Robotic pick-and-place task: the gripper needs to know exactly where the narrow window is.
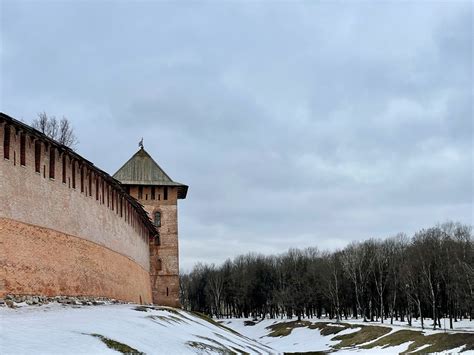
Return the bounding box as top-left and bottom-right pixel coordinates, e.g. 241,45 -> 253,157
154,233 -> 160,246
34,141 -> 41,173
166,287 -> 169,297
62,155 -> 67,183
154,211 -> 161,227
20,133 -> 26,166
157,258 -> 162,271
125,186 -> 130,195
120,197 -> 123,217
151,186 -> 156,200
111,189 -> 114,210
3,125 -> 10,159
107,186 -> 110,207
49,148 -> 55,179
138,186 -> 143,199
89,172 -> 92,196
96,176 -> 99,200
72,161 -> 76,189
80,167 -> 84,192
163,186 -> 168,200
101,180 -> 105,204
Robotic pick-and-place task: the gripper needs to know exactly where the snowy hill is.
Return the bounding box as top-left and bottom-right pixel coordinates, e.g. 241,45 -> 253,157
0,304 -> 273,354
2,303 -> 473,354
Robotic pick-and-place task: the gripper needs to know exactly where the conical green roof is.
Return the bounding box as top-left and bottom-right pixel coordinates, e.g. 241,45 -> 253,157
113,148 -> 188,199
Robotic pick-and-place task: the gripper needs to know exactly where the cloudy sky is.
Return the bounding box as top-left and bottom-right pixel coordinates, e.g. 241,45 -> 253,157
1,1 -> 472,270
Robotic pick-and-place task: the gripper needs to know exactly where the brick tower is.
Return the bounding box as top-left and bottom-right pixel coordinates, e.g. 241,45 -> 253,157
113,145 -> 188,307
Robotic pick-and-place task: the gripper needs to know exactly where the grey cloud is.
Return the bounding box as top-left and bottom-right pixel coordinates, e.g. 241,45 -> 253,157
1,0 -> 472,270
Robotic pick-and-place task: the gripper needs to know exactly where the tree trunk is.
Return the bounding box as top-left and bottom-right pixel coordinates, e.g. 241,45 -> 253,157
380,293 -> 384,324
418,300 -> 424,330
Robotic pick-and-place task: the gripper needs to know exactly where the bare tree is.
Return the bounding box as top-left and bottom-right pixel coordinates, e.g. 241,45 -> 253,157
341,243 -> 363,319
413,228 -> 443,330
387,234 -> 408,325
372,239 -> 390,323
321,251 -> 342,322
32,112 -> 78,148
207,265 -> 225,318
341,242 -> 373,321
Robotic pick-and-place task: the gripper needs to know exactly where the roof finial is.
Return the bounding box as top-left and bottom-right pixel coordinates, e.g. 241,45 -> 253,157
139,137 -> 144,149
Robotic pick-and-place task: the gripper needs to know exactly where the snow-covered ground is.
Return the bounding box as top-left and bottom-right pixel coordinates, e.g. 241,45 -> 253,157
341,317 -> 474,334
0,303 -> 273,354
2,303 -> 473,354
225,319 -> 360,353
223,316 -> 474,354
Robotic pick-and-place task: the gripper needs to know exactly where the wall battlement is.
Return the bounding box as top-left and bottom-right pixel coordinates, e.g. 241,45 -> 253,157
0,114 -> 161,303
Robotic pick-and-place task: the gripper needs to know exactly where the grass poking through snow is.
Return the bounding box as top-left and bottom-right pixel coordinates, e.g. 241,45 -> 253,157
309,322 -> 355,336
186,340 -> 233,354
266,321 -> 355,338
90,333 -> 143,354
258,317 -> 474,353
332,325 -> 392,349
284,352 -> 329,355
266,320 -> 311,337
409,332 -> 474,354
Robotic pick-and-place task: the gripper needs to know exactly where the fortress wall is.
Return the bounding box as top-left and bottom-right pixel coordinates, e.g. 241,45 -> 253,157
0,122 -> 150,270
0,218 -> 152,303
0,120 -> 154,302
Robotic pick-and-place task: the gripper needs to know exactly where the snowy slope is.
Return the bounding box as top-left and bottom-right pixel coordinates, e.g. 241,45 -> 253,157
2,304 -> 473,354
224,317 -> 474,354
0,304 -> 273,354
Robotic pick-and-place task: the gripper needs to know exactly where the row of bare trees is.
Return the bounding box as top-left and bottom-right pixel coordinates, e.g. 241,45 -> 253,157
180,222 -> 473,329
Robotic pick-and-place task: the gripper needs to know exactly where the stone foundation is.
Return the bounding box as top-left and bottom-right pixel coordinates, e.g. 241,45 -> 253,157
0,294 -> 125,307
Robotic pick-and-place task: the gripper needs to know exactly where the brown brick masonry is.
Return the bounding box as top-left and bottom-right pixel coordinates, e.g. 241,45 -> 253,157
0,217 -> 152,304
0,119 -> 152,271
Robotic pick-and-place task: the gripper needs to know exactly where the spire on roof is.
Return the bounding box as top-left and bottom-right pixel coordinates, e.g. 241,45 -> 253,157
139,137 -> 144,149
113,147 -> 188,199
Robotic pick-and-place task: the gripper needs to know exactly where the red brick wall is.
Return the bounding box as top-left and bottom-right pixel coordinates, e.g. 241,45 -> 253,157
0,122 -> 150,270
0,218 -> 152,303
129,186 -> 181,307
0,121 -> 153,303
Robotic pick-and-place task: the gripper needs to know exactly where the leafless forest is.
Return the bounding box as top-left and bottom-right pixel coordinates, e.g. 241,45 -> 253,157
180,222 -> 473,330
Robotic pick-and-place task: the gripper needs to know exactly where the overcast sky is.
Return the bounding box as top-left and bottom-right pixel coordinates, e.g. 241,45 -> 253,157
1,1 -> 472,270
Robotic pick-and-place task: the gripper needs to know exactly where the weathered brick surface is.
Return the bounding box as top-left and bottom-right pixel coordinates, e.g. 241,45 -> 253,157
0,122 -> 150,270
0,121 -> 153,303
0,218 -> 152,303
129,186 -> 181,307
